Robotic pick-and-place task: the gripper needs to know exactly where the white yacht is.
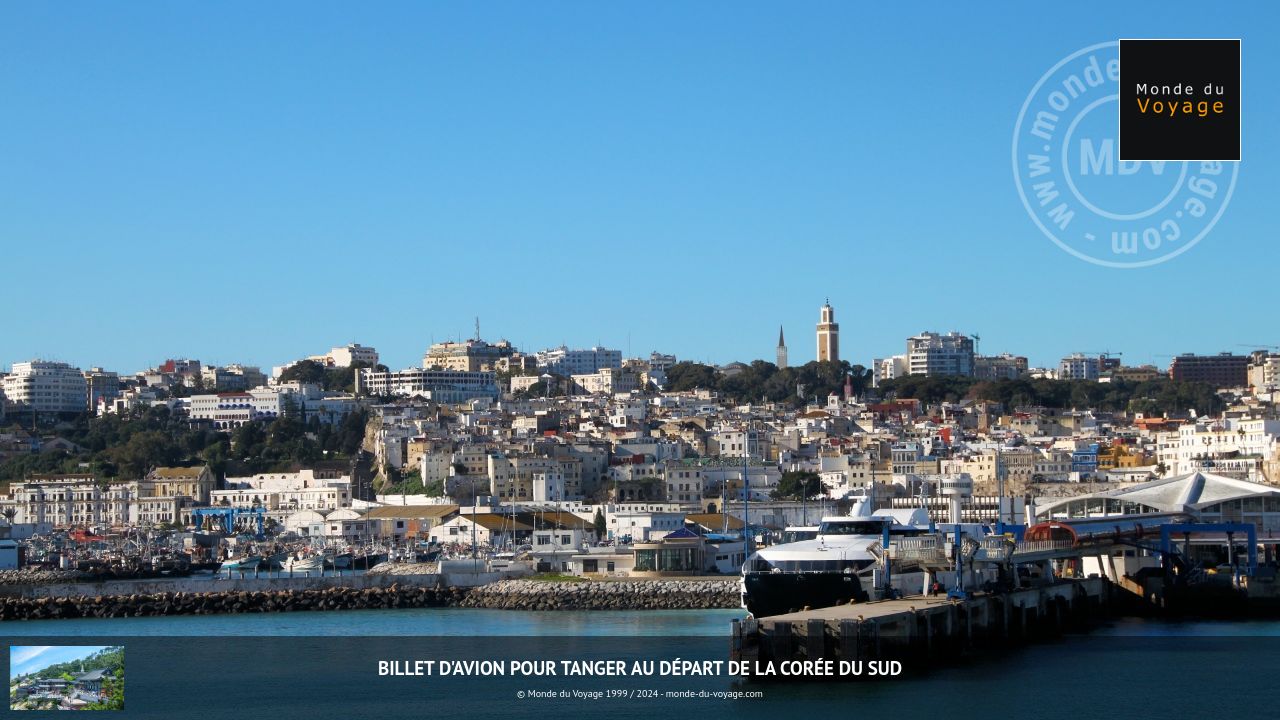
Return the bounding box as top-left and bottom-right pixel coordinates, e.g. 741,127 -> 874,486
740,501 -> 933,617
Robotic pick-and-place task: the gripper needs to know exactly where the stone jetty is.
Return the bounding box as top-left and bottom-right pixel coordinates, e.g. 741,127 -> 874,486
0,576 -> 741,620
459,578 -> 741,611
0,584 -> 467,620
0,569 -> 86,585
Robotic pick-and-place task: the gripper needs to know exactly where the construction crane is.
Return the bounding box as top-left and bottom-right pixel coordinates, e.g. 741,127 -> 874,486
1073,350 -> 1123,360
1237,344 -> 1280,351
970,333 -> 981,356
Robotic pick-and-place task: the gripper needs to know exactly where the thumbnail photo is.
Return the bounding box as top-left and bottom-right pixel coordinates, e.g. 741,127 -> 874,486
9,646 -> 124,711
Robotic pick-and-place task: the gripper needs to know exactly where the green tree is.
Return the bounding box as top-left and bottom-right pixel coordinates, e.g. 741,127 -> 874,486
771,471 -> 825,500
593,508 -> 607,537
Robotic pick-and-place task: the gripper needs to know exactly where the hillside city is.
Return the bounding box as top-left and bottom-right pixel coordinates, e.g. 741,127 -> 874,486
2,301 -> 1279,575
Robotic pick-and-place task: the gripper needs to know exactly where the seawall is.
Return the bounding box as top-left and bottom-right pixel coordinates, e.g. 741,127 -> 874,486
460,578 -> 741,611
0,576 -> 742,620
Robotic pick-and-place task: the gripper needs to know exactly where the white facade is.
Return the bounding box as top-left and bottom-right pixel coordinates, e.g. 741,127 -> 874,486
873,355 -> 909,385
1058,353 -> 1101,381
534,346 -> 622,376
187,385 -> 354,429
571,368 -> 637,395
3,361 -> 88,413
1164,418 -> 1280,479
327,344 -> 379,368
223,470 -> 352,511
1,475 -> 193,527
609,509 -> 685,542
186,388 -> 289,429
906,332 -> 974,377
355,368 -> 498,402
1249,354 -> 1280,392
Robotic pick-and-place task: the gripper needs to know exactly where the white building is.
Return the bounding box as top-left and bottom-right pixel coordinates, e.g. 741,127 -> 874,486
3,360 -> 88,413
354,368 -> 498,403
609,508 -> 686,542
1035,471 -> 1280,534
532,471 -> 566,503
323,344 -> 379,368
186,388 -> 290,429
873,355 -> 909,385
1164,417 -> 1280,480
534,346 -> 622,376
571,368 -> 638,395
1249,353 -> 1280,392
1058,353 -> 1101,381
1,474 -> 196,527
906,332 -> 974,377
222,470 -> 353,511
187,385 -> 355,429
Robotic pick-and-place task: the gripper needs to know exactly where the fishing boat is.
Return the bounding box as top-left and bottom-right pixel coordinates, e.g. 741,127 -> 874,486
279,553 -> 325,573
219,555 -> 262,574
349,550 -> 387,570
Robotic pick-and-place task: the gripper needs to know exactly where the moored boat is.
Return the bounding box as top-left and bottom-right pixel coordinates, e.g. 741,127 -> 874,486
279,553 -> 325,573
740,502 -> 934,618
220,555 -> 262,574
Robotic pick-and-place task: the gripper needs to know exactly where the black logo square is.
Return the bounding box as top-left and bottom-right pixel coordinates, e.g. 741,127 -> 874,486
1119,39 -> 1240,161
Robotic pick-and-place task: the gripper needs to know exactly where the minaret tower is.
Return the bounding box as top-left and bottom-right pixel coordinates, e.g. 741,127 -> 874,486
816,299 -> 840,363
776,326 -> 788,370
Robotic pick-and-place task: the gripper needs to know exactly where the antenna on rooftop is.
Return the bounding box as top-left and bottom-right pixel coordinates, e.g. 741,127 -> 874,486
475,317 -> 481,342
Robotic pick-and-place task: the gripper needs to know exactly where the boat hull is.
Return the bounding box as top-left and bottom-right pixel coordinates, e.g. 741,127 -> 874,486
280,557 -> 325,573
741,572 -> 869,618
220,557 -> 262,574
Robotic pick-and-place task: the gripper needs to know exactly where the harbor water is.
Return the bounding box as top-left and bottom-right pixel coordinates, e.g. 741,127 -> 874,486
4,608 -> 1278,719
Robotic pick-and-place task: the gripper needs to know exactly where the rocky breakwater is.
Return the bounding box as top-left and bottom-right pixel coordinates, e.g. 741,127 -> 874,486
0,568 -> 86,585
459,578 -> 741,611
0,584 -> 468,621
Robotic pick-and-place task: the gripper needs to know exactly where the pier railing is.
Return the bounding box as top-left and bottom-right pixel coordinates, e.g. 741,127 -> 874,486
1011,539 -> 1076,556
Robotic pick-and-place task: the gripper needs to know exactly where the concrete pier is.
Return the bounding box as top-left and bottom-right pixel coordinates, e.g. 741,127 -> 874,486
731,578 -> 1111,668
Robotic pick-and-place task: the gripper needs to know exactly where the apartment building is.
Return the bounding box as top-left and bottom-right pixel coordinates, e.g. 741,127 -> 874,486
354,368 -> 499,402
3,360 -> 88,413
906,332 -> 975,377
534,346 -> 622,376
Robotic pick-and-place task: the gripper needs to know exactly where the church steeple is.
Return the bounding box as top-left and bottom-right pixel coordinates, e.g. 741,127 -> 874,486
776,325 -> 788,370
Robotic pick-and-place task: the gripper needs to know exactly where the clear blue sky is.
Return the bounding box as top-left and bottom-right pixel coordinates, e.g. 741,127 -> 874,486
2,2 -> 1275,373
10,646 -> 108,679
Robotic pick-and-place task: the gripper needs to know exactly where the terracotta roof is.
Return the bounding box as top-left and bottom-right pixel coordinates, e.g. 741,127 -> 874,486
364,504 -> 459,520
